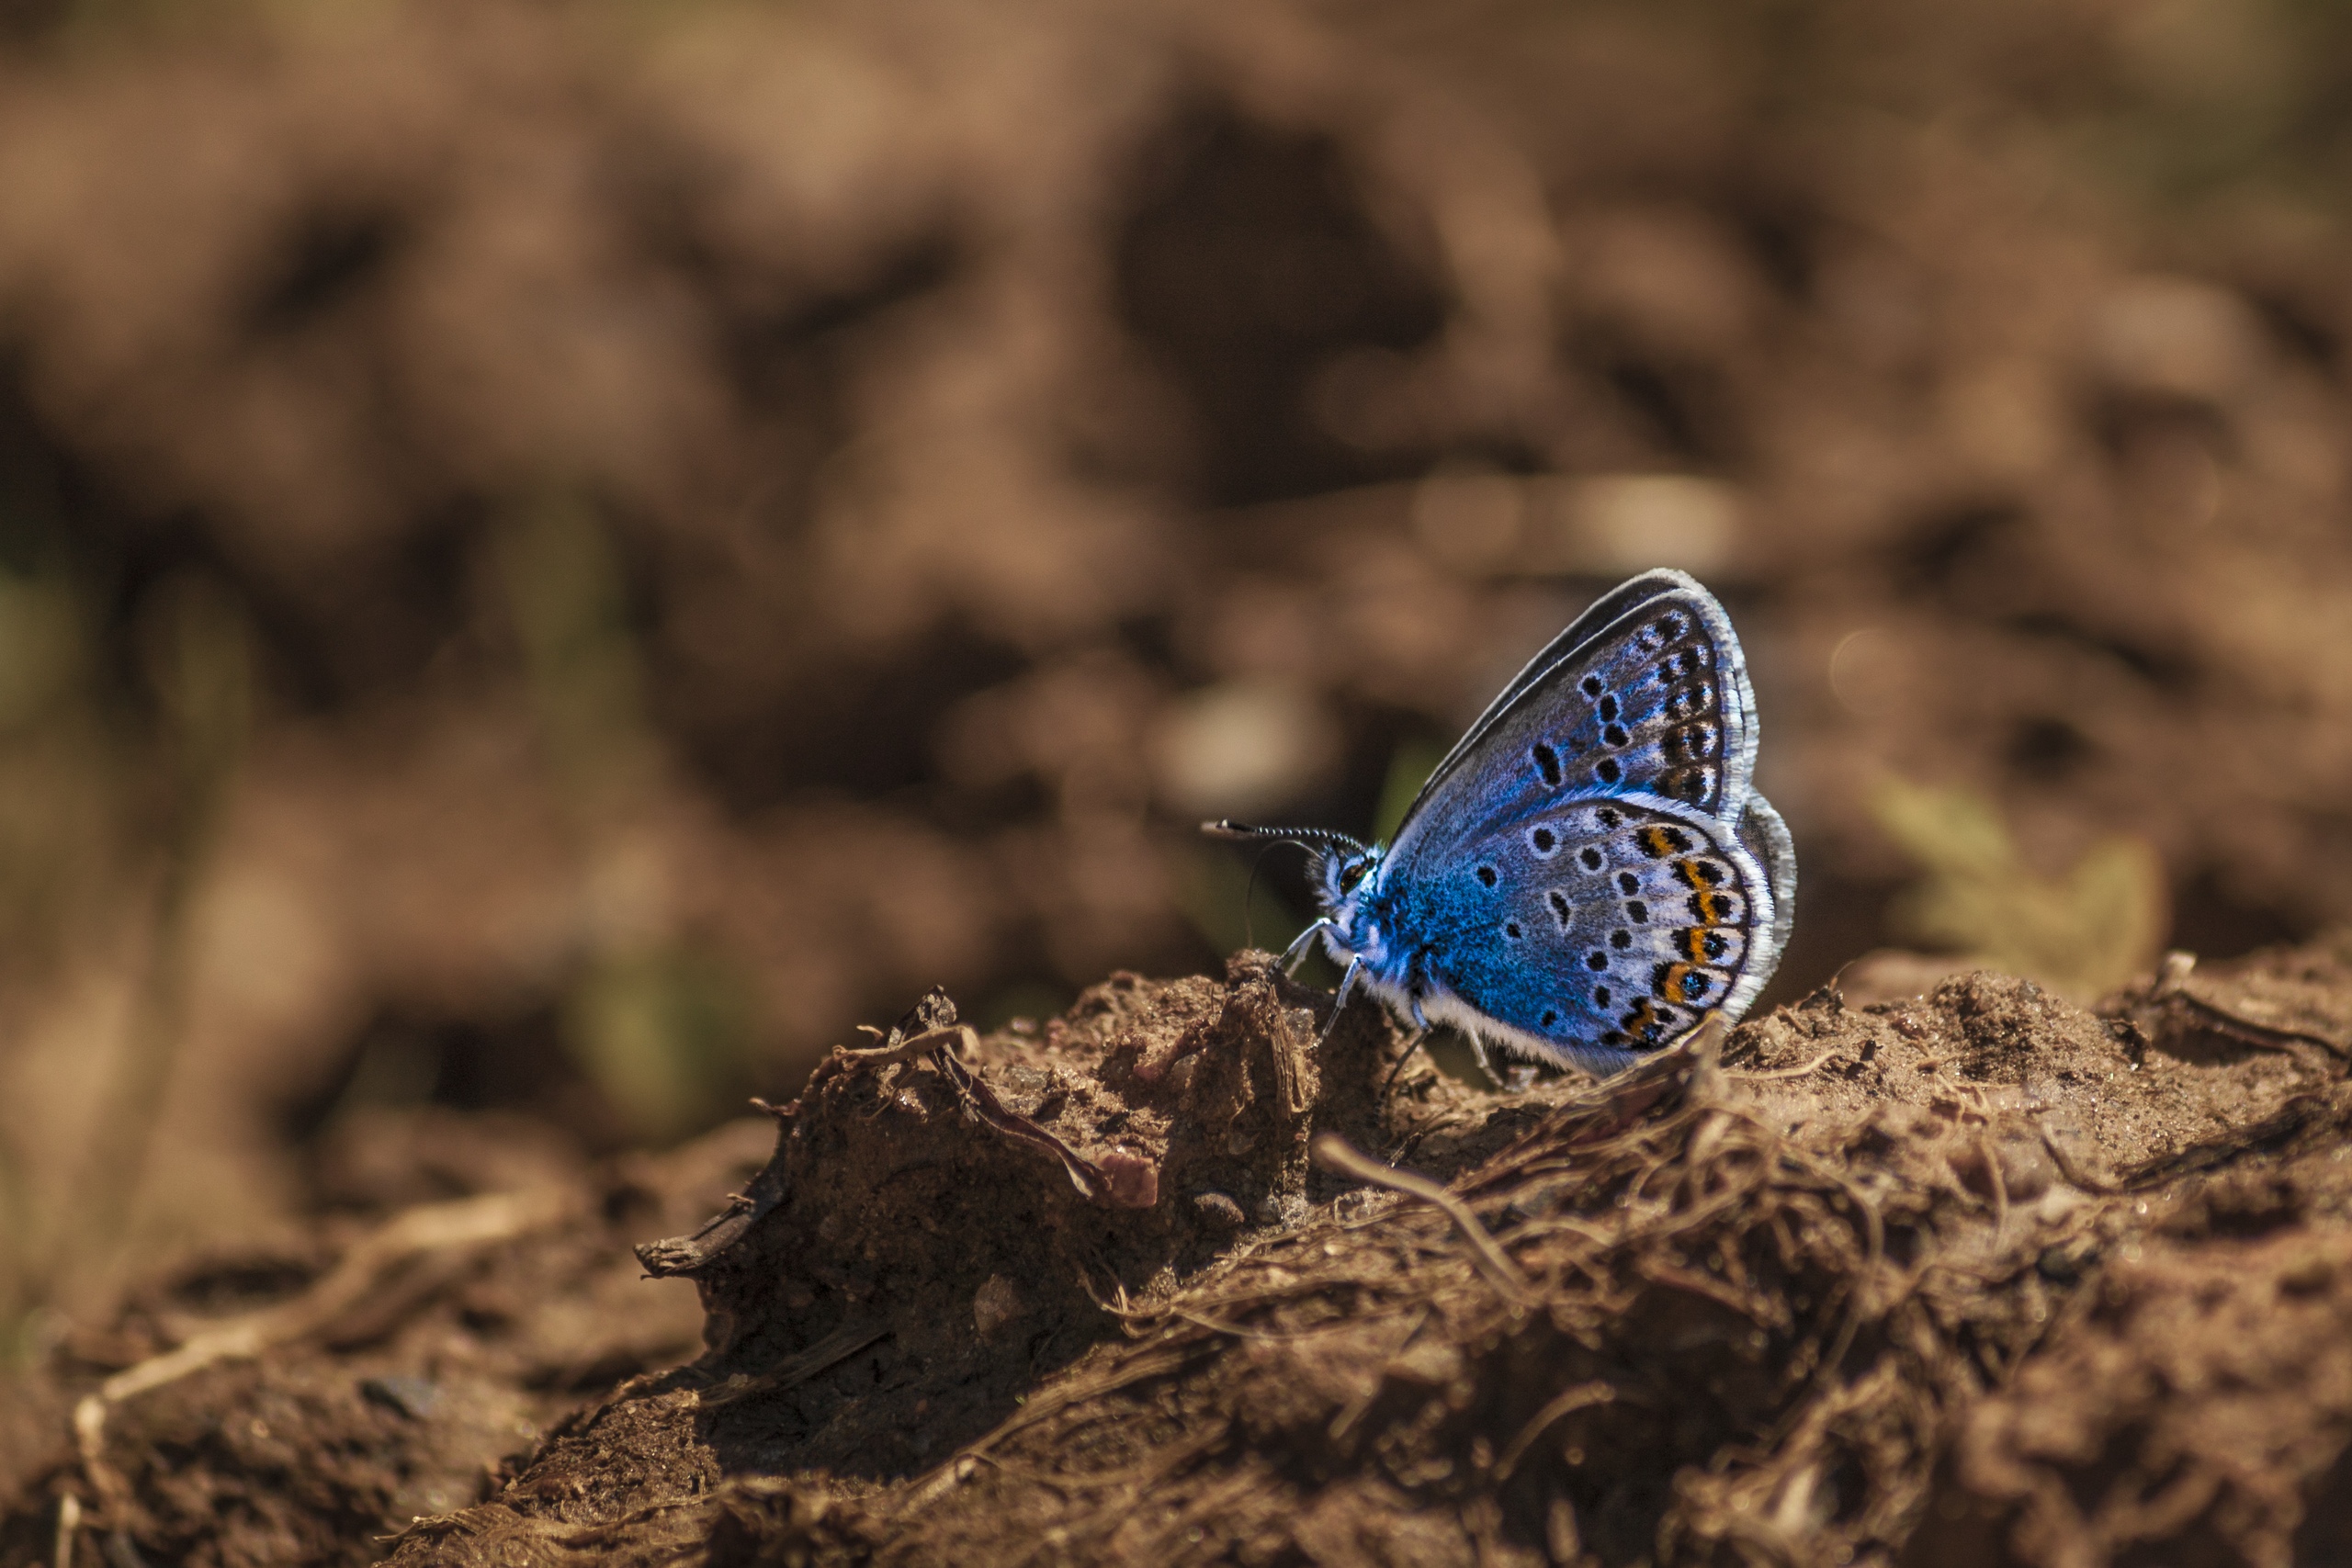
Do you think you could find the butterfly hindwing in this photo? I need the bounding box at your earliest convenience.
[1390,795,1774,1073]
[1737,792,1797,994]
[1391,576,1759,875]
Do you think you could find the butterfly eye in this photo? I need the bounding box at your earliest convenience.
[1338,857,1371,894]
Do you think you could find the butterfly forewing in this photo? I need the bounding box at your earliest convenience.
[1392,796,1773,1070]
[1391,581,1758,875]
[1407,570,1692,811]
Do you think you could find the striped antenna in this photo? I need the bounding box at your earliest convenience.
[1200,820,1369,856]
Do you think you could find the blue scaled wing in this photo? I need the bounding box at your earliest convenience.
[1390,795,1779,1074]
[1389,571,1762,876]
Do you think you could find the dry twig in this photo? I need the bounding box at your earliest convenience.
[1309,1134,1533,1304]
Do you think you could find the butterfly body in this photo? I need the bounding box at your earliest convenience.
[1210,570,1794,1076]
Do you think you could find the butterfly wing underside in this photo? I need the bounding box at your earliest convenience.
[1404,796,1776,1073]
[1405,570,1697,815]
[1390,575,1761,876]
[1738,793,1798,989]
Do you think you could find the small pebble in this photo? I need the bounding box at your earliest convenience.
[972,1275,1025,1339]
[358,1376,442,1420]
[1192,1190,1247,1227]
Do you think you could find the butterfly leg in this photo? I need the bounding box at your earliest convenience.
[1313,954,1364,1051]
[1463,1034,1538,1092]
[1279,919,1331,976]
[1379,1027,1430,1101]
[1461,1030,1500,1085]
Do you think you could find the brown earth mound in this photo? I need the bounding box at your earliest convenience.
[7,933,2352,1567]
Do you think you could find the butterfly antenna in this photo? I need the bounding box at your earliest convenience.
[1204,822,1370,957]
[1241,846,1266,950]
[1200,821,1368,856]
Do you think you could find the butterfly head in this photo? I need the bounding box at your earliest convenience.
[1201,819,1383,924]
[1319,840,1380,912]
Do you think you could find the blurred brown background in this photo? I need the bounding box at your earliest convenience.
[4,0,2351,1346]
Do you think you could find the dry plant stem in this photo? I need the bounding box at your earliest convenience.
[1327,1310,1432,1442]
[1726,1045,1847,1080]
[828,1021,1151,1206]
[1308,1133,1534,1303]
[1495,1381,1618,1480]
[825,1023,978,1077]
[51,1492,77,1568]
[70,593,251,1306]
[702,1321,893,1407]
[70,848,205,1305]
[385,1495,707,1555]
[1452,1019,1719,1201]
[641,1040,956,1280]
[2163,988,2344,1056]
[931,1034,1132,1203]
[74,1186,571,1509]
[2108,952,2348,1066]
[642,1018,990,1277]
[897,1341,1211,1517]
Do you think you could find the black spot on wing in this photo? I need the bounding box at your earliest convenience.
[1636,825,1694,858]
[1663,723,1718,763]
[1671,857,1729,888]
[1686,889,1745,922]
[1665,682,1716,723]
[1637,610,1692,650]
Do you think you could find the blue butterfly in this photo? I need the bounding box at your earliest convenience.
[1206,570,1794,1076]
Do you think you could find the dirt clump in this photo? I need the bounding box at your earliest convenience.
[7,938,2352,1566]
[1906,1176,2352,1568]
[0,1118,767,1567]
[621,952,1342,1488]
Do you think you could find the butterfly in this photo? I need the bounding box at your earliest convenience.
[1206,570,1794,1076]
